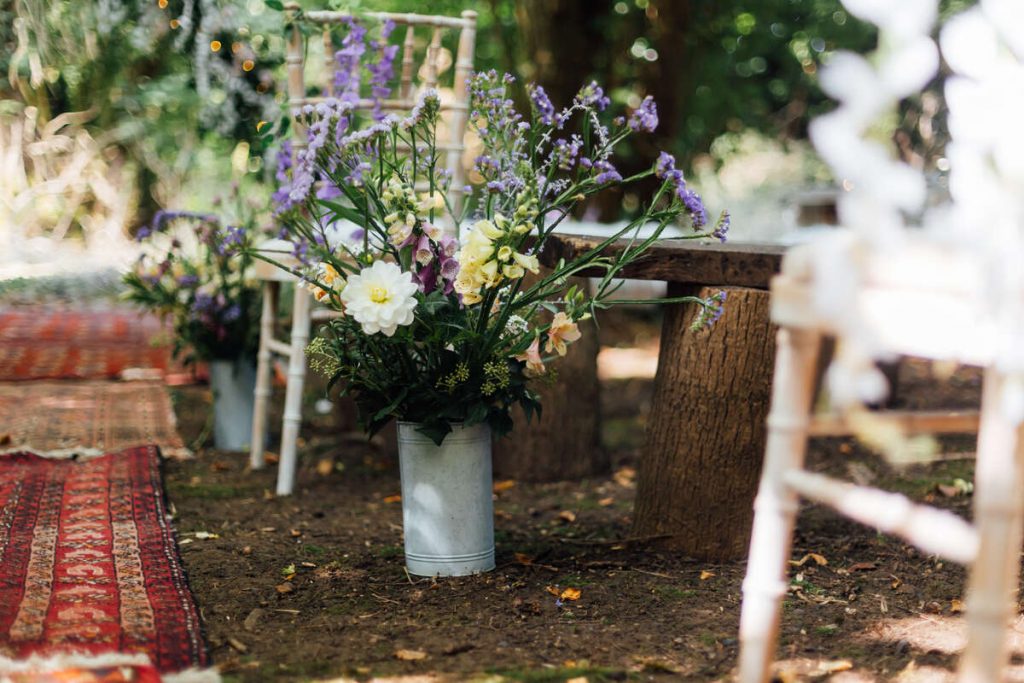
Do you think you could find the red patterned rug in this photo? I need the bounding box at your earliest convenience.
[0,307,196,383]
[0,446,208,673]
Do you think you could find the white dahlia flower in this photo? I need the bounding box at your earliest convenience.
[339,260,419,336]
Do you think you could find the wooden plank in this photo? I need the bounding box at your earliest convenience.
[537,234,785,289]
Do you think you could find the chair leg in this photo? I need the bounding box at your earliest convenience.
[738,327,822,683]
[276,284,312,496]
[959,369,1024,683]
[250,281,279,470]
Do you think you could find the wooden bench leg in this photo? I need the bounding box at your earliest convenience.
[631,284,775,561]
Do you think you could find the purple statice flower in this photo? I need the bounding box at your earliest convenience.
[627,96,658,133]
[678,187,708,228]
[579,157,593,170]
[333,19,367,104]
[176,274,200,288]
[271,142,296,212]
[593,160,622,185]
[653,151,708,229]
[527,84,556,126]
[691,291,728,331]
[574,81,611,111]
[654,151,676,179]
[219,225,247,255]
[712,210,730,242]
[550,137,582,171]
[316,181,343,200]
[401,90,440,130]
[368,21,398,120]
[223,303,242,322]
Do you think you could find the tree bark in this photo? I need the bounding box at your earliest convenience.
[631,283,775,561]
[492,277,604,482]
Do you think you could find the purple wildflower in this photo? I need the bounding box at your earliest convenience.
[593,160,622,185]
[333,19,367,104]
[627,96,658,133]
[176,274,200,288]
[678,187,708,228]
[550,137,582,171]
[574,81,611,111]
[527,84,556,126]
[712,210,730,242]
[691,291,728,331]
[654,151,675,179]
[367,21,398,120]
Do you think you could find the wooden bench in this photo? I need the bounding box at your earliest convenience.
[541,235,786,561]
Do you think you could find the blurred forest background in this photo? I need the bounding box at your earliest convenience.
[0,0,973,275]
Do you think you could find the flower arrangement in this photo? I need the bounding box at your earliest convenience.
[258,64,728,445]
[124,207,260,366]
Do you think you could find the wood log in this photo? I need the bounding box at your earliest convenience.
[631,283,775,561]
[492,276,604,482]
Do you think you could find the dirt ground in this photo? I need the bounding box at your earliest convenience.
[164,310,1013,683]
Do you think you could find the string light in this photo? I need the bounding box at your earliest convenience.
[242,60,255,72]
[210,40,222,52]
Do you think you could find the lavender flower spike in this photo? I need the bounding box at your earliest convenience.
[593,160,622,185]
[627,96,658,133]
[527,84,556,126]
[712,210,730,243]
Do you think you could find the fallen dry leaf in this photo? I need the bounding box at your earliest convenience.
[613,466,636,488]
[275,582,294,594]
[316,458,333,476]
[598,497,615,507]
[514,553,533,565]
[790,553,828,567]
[951,598,965,613]
[700,570,716,580]
[394,649,428,661]
[545,586,582,601]
[560,587,581,601]
[264,452,280,464]
[382,494,402,504]
[493,479,516,493]
[227,637,248,653]
[558,510,577,523]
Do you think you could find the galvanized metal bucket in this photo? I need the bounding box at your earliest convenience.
[397,422,495,577]
[209,358,257,452]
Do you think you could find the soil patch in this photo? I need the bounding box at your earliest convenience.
[167,312,1005,682]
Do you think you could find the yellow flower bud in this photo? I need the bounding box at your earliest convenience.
[502,263,525,279]
[512,252,540,274]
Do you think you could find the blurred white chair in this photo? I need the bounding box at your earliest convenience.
[250,5,477,495]
[738,241,1022,682]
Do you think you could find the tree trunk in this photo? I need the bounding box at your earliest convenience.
[631,283,775,561]
[492,277,604,482]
